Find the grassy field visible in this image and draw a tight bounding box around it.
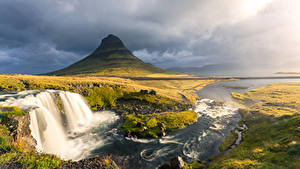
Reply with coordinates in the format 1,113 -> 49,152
0,74 -> 216,105
209,83 -> 300,169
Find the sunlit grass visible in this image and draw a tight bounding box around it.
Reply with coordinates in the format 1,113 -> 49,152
0,74 -> 216,104
209,83 -> 300,169
122,110 -> 198,138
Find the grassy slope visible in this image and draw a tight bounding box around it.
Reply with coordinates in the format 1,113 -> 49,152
209,83 -> 300,169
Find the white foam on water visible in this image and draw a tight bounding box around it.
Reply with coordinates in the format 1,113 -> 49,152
194,99 -> 238,118
0,90 -> 119,161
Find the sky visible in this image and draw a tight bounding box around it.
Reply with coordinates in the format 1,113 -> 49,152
0,0 -> 300,74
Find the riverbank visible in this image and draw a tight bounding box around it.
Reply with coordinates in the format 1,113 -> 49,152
208,83 -> 300,169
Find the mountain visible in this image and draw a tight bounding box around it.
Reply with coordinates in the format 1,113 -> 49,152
47,34 -> 171,76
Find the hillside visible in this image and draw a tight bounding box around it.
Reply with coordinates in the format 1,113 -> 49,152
47,34 -> 173,76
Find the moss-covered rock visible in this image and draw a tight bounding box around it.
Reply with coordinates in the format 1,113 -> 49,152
122,110 -> 198,138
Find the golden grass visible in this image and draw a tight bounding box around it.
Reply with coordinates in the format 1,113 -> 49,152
0,74 -> 216,104
210,83 -> 300,169
232,83 -> 300,116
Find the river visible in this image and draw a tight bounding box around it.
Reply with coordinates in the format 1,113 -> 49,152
1,78 -> 300,169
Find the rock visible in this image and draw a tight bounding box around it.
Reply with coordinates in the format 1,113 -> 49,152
82,89 -> 90,97
0,148 -> 7,156
13,114 -> 37,151
61,156 -> 119,169
0,157 -> 24,169
170,156 -> 185,169
136,121 -> 142,127
149,90 -> 156,95
158,163 -> 172,169
93,83 -> 101,87
140,89 -> 148,94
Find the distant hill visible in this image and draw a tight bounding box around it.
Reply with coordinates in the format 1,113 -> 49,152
168,64 -> 243,76
47,34 -> 172,76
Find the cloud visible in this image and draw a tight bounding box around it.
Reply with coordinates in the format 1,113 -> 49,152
0,0 -> 299,74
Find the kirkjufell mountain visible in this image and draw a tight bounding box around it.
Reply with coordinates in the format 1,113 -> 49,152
48,34 -> 170,76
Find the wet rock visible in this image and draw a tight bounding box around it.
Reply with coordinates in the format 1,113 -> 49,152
158,163 -> 172,169
170,156 -> 185,169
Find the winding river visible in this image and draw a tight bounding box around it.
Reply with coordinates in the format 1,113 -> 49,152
89,78 -> 300,168
1,78 -> 300,169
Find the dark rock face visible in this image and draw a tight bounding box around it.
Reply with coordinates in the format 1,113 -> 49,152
170,156 -> 185,169
14,114 -> 37,150
94,34 -> 127,53
158,156 -> 187,169
158,163 -> 172,169
0,113 -> 37,151
61,156 -> 119,169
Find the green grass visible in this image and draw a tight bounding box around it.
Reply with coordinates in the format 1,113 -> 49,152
218,130 -> 238,152
120,91 -> 177,105
209,83 -> 300,169
122,110 -> 198,138
86,86 -> 124,110
0,106 -> 27,118
0,152 -> 65,169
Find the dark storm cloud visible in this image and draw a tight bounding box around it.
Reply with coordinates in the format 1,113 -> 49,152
0,0 -> 299,74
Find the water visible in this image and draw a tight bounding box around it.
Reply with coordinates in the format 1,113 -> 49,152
0,90 -> 119,160
1,78 -> 300,168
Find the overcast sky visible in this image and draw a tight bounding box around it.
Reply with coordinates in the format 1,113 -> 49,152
0,0 -> 300,74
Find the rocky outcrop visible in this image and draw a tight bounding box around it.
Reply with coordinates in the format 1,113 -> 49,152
61,156 -> 119,169
12,114 -> 37,151
158,156 -> 187,169
113,99 -> 191,115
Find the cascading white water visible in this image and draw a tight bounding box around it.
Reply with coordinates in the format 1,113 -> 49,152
0,90 -> 119,160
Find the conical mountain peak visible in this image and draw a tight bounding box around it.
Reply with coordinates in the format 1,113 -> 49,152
47,34 -> 169,76
94,34 -> 127,53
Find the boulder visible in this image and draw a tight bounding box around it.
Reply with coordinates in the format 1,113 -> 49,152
140,89 -> 149,94
149,90 -> 156,95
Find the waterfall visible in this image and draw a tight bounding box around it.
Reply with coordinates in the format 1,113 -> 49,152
0,90 -> 119,160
